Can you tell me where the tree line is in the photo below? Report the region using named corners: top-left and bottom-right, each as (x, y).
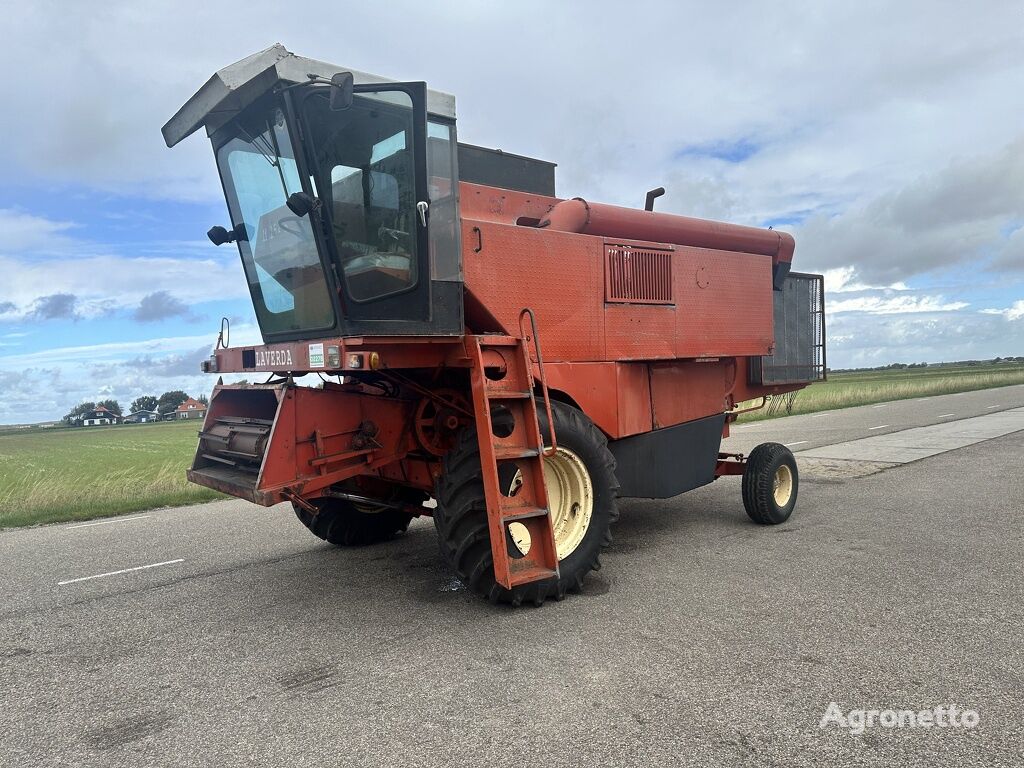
top-left (62, 391), bottom-right (209, 424)
top-left (830, 357), bottom-right (1024, 374)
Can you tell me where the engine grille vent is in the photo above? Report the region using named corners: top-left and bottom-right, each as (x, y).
top-left (605, 246), bottom-right (673, 304)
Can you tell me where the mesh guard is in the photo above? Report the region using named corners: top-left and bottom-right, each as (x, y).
top-left (749, 272), bottom-right (826, 385)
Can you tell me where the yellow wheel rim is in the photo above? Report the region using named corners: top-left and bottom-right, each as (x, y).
top-left (773, 464), bottom-right (793, 507)
top-left (542, 447), bottom-right (594, 560)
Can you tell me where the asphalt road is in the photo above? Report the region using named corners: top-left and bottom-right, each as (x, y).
top-left (1, 388), bottom-right (1022, 767)
top-left (722, 381), bottom-right (1024, 454)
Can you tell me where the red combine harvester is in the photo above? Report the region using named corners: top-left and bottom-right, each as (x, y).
top-left (163, 45), bottom-right (825, 605)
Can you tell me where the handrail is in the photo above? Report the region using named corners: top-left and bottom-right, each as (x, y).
top-left (518, 308), bottom-right (557, 458)
top-left (216, 316), bottom-right (230, 349)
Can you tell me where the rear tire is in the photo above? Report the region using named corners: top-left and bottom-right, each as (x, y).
top-left (434, 401), bottom-right (619, 605)
top-left (742, 442), bottom-right (798, 525)
top-left (293, 492), bottom-right (419, 546)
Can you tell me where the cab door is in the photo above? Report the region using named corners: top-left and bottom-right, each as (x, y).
top-left (296, 82), bottom-right (435, 333)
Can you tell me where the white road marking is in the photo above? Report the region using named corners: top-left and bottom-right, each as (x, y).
top-left (938, 413), bottom-right (955, 418)
top-left (872, 404), bottom-right (887, 408)
top-left (784, 441), bottom-right (808, 447)
top-left (67, 515), bottom-right (151, 530)
top-left (58, 559), bottom-right (184, 586)
top-left (986, 405), bottom-right (1000, 409)
top-left (917, 398), bottom-right (930, 402)
top-left (869, 425), bottom-right (889, 430)
top-left (811, 412), bottom-right (831, 418)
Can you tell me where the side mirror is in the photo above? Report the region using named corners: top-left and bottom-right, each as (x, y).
top-left (329, 72), bottom-right (354, 111)
top-left (207, 226), bottom-right (231, 246)
top-left (286, 192), bottom-right (318, 217)
top-left (207, 224), bottom-right (246, 246)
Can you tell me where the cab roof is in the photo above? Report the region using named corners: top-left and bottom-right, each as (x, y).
top-left (162, 43), bottom-right (456, 148)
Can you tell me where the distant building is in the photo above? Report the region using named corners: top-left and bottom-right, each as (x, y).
top-left (76, 406), bottom-right (120, 427)
top-left (175, 398), bottom-right (208, 420)
top-left (123, 409), bottom-right (160, 424)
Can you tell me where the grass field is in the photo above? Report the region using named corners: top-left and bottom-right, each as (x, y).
top-left (0, 421), bottom-right (222, 528)
top-left (739, 362), bottom-right (1024, 421)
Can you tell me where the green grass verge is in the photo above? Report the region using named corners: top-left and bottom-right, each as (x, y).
top-left (739, 363), bottom-right (1024, 421)
top-left (0, 420), bottom-right (223, 528)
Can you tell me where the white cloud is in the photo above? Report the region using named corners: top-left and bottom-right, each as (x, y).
top-left (0, 325), bottom-right (260, 367)
top-left (0, 2), bottom-right (1021, 214)
top-left (991, 226), bottom-right (1024, 273)
top-left (821, 267), bottom-right (909, 294)
top-left (827, 310), bottom-right (1024, 367)
top-left (828, 295), bottom-right (969, 315)
top-left (0, 209), bottom-right (76, 251)
top-left (981, 301), bottom-right (1024, 321)
top-left (791, 137), bottom-right (1024, 283)
top-left (0, 325), bottom-right (262, 423)
top-left (0, 201), bottom-right (247, 321)
top-left (0, 253), bottom-right (248, 319)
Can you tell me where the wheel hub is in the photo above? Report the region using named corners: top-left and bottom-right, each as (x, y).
top-left (504, 446), bottom-right (594, 560)
top-left (773, 464), bottom-right (793, 507)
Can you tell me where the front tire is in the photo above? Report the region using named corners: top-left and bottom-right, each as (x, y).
top-left (742, 442), bottom-right (798, 525)
top-left (434, 401), bottom-right (619, 605)
top-left (293, 492), bottom-right (418, 546)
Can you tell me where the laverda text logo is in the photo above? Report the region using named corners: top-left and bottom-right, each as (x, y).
top-left (255, 349), bottom-right (293, 368)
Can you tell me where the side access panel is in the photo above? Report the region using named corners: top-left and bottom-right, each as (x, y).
top-left (609, 413), bottom-right (726, 499)
top-left (602, 240), bottom-right (776, 361)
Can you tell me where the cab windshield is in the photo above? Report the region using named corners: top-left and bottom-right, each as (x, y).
top-left (216, 107), bottom-right (336, 336)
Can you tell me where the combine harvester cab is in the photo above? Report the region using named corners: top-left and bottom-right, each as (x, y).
top-left (163, 45), bottom-right (825, 605)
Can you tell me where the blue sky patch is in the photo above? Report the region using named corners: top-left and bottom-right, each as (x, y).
top-left (674, 137), bottom-right (761, 164)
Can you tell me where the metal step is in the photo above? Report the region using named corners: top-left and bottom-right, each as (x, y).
top-left (500, 505), bottom-right (550, 523)
top-left (482, 390), bottom-right (532, 401)
top-left (493, 446), bottom-right (541, 461)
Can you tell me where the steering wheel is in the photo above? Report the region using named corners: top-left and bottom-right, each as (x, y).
top-left (278, 216), bottom-right (312, 241)
top-left (378, 224), bottom-right (410, 244)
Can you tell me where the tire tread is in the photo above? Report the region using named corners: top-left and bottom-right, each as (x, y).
top-left (741, 442), bottom-right (798, 525)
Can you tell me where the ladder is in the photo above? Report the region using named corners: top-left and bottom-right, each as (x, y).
top-left (465, 333), bottom-right (559, 589)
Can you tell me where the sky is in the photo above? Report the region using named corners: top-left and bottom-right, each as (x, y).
top-left (0, 1), bottom-right (1022, 424)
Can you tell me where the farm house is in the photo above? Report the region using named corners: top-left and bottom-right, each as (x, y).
top-left (75, 406), bottom-right (120, 427)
